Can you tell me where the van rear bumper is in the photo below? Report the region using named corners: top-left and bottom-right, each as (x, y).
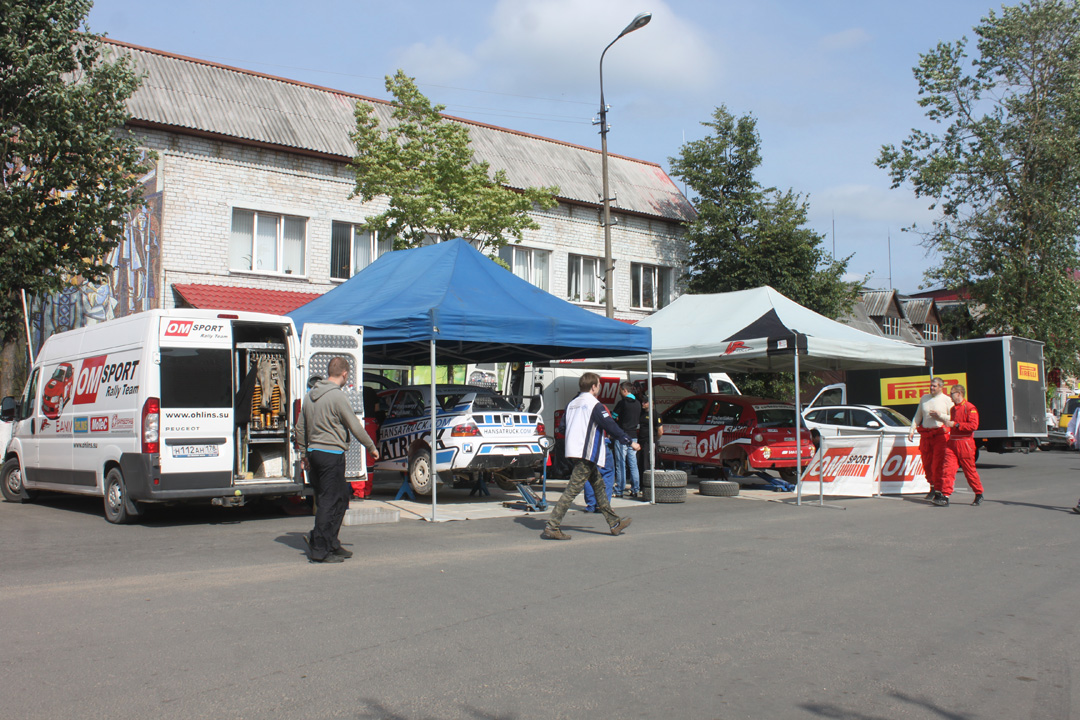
top-left (121, 453), bottom-right (303, 502)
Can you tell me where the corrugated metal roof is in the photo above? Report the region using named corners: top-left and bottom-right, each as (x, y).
top-left (859, 290), bottom-right (897, 318)
top-left (902, 298), bottom-right (933, 326)
top-left (106, 40), bottom-right (694, 223)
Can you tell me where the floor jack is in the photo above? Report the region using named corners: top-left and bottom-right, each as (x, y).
top-left (502, 438), bottom-right (554, 512)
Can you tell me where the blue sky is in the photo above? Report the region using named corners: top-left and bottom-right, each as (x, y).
top-left (87, 0), bottom-right (1002, 293)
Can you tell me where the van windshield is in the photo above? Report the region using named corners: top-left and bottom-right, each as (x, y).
top-left (160, 348), bottom-right (231, 408)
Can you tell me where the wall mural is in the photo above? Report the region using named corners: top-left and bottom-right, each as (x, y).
top-left (29, 156), bottom-right (162, 351)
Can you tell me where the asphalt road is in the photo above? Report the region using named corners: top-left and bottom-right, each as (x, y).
top-left (3, 450), bottom-right (1079, 720)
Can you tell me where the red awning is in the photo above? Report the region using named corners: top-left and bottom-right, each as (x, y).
top-left (173, 283), bottom-right (322, 316)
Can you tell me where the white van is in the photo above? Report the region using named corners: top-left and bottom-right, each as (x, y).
top-left (0, 310), bottom-right (363, 523)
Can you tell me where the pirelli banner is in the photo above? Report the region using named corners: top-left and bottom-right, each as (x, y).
top-left (798, 435), bottom-right (931, 497)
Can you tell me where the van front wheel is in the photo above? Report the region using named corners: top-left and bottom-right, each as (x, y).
top-left (104, 467), bottom-right (141, 524)
top-left (1, 458), bottom-right (32, 503)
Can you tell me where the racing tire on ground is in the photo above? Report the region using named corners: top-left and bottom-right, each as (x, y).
top-left (698, 479), bottom-right (740, 497)
top-left (408, 452), bottom-right (434, 496)
top-left (1, 457), bottom-right (33, 503)
top-left (642, 485), bottom-right (687, 503)
top-left (642, 469), bottom-right (687, 488)
top-left (103, 467), bottom-right (141, 524)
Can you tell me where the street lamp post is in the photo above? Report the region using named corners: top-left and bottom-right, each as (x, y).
top-left (598, 11), bottom-right (651, 319)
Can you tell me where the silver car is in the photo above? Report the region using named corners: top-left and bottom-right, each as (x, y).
top-left (802, 404), bottom-right (911, 442)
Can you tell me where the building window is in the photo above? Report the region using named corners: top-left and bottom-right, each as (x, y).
top-left (923, 323), bottom-right (939, 341)
top-left (499, 245), bottom-right (549, 291)
top-left (883, 316), bottom-right (901, 336)
top-left (567, 254), bottom-right (603, 304)
top-left (631, 263), bottom-right (672, 310)
top-left (229, 209), bottom-right (306, 275)
top-left (330, 222), bottom-right (393, 280)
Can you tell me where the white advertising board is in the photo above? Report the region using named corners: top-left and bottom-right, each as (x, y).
top-left (799, 435), bottom-right (931, 497)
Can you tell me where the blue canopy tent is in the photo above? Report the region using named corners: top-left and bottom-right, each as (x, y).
top-left (288, 239), bottom-right (653, 520)
top-left (289, 238), bottom-right (651, 364)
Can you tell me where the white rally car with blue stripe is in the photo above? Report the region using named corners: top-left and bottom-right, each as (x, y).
top-left (374, 385), bottom-right (545, 495)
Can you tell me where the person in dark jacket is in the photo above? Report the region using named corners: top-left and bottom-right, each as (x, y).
top-left (612, 381), bottom-right (642, 498)
top-left (295, 357), bottom-right (379, 563)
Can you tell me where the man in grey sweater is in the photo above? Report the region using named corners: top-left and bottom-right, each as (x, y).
top-left (295, 357), bottom-right (379, 563)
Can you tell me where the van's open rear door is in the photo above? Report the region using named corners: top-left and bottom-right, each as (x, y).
top-left (299, 324), bottom-right (366, 479)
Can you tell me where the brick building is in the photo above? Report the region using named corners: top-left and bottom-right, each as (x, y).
top-left (29, 40), bottom-right (694, 348)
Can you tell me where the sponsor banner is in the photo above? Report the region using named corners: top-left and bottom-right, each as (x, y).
top-left (799, 435), bottom-right (930, 497)
top-left (1017, 361), bottom-right (1039, 382)
top-left (158, 317), bottom-right (231, 348)
top-left (879, 373), bottom-right (966, 406)
top-left (72, 351), bottom-right (143, 407)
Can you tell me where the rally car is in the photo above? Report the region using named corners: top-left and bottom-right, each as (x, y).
top-left (40, 362), bottom-right (74, 420)
top-left (374, 384), bottom-right (546, 495)
top-left (657, 394), bottom-right (814, 481)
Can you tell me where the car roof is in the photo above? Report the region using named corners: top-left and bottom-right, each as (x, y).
top-left (805, 404), bottom-right (891, 412)
top-left (677, 393), bottom-right (792, 406)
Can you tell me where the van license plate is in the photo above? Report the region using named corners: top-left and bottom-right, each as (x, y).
top-left (172, 445), bottom-right (219, 458)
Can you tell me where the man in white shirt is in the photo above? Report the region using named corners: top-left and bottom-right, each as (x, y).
top-left (908, 377), bottom-right (954, 504)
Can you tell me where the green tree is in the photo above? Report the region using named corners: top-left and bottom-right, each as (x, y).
top-left (350, 70), bottom-right (558, 254)
top-left (877, 0), bottom-right (1080, 376)
top-left (669, 105), bottom-right (857, 320)
top-left (0, 0), bottom-right (148, 347)
top-left (670, 106), bottom-right (858, 399)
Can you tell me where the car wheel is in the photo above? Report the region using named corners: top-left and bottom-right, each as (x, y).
top-left (103, 467), bottom-right (141, 524)
top-left (723, 454), bottom-right (750, 477)
top-left (699, 479), bottom-right (740, 497)
top-left (1, 457), bottom-right (33, 503)
top-left (778, 467), bottom-right (800, 483)
top-left (408, 452), bottom-right (434, 496)
top-left (642, 469), bottom-right (687, 488)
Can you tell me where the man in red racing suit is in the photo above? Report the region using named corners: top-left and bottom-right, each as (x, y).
top-left (940, 384), bottom-right (984, 506)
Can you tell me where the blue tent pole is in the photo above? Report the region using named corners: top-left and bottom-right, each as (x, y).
top-left (430, 339), bottom-right (438, 522)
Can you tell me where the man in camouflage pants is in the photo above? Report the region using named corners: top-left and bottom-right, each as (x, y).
top-left (543, 372), bottom-right (637, 540)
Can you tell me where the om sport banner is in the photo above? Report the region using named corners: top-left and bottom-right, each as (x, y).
top-left (799, 435), bottom-right (931, 497)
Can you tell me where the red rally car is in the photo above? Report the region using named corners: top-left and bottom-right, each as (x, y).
top-left (656, 393), bottom-right (814, 481)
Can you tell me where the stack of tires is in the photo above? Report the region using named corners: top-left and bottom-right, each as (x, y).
top-left (640, 469), bottom-right (688, 503)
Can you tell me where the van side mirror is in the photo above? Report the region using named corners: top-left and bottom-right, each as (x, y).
top-left (1, 396), bottom-right (16, 422)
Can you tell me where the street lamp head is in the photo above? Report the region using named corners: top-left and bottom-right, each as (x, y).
top-left (618, 12), bottom-right (652, 39)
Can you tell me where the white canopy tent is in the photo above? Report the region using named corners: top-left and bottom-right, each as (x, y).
top-left (579, 287), bottom-right (930, 504)
top-left (584, 287), bottom-right (929, 374)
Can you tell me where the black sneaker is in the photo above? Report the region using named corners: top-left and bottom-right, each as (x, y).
top-left (971, 494), bottom-right (983, 506)
top-left (332, 547), bottom-right (354, 558)
top-left (310, 553), bottom-right (345, 564)
top-left (931, 493), bottom-right (950, 507)
top-left (925, 489), bottom-right (937, 500)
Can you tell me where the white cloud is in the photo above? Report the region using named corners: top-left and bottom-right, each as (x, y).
top-left (819, 27), bottom-right (871, 52)
top-left (478, 0), bottom-right (719, 95)
top-left (391, 0), bottom-right (719, 100)
top-left (393, 37), bottom-right (478, 85)
top-left (812, 183), bottom-right (936, 227)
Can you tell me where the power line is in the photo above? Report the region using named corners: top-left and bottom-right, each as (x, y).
top-left (197, 54), bottom-right (596, 108)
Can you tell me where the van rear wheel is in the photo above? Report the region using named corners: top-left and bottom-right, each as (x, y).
top-left (1, 458), bottom-right (33, 503)
top-left (103, 467), bottom-right (141, 524)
